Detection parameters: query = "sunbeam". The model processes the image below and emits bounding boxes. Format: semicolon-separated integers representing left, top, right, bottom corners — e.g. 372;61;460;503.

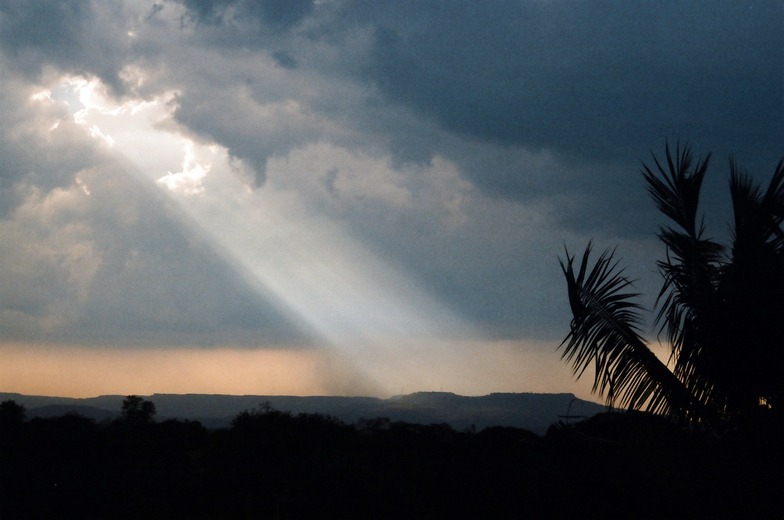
55;75;481;395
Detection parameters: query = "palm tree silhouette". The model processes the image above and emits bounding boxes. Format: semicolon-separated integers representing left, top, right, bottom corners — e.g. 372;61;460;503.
560;143;784;427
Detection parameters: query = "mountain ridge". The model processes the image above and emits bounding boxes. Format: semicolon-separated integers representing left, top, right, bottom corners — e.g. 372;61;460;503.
0;391;605;435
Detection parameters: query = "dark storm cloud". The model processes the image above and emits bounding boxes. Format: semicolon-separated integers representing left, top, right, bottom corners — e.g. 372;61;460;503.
180;0;315;33
171;0;782;210
272;50;297;70
317;0;781;248
1;0;781;347
165;0;782;331
3;1;781;192
347;0;783;196
0;1;89;64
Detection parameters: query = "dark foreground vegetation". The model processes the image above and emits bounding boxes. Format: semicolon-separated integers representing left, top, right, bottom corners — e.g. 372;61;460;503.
1;398;782;519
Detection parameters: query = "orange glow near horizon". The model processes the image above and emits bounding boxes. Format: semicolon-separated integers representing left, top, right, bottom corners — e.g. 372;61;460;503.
0;343;370;398
0;341;597;401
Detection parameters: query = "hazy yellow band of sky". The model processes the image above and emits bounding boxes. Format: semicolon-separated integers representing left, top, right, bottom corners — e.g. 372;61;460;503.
0;341;596;400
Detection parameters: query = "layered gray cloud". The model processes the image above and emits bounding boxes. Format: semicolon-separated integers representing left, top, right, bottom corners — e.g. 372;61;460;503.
355;1;783;160
0;0;781;357
171;1;783;189
181;0;315;31
164;0;783;237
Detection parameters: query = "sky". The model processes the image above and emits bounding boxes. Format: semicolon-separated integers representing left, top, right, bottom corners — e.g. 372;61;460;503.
0;0;782;400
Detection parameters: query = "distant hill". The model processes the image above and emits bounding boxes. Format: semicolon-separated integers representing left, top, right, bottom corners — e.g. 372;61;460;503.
22;403;119;421
0;391;606;434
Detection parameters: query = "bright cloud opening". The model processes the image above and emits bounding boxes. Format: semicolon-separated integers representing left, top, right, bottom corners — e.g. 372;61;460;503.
157;140;208;196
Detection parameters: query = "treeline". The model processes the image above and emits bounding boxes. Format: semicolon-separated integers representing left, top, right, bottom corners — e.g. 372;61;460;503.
1;398;781;519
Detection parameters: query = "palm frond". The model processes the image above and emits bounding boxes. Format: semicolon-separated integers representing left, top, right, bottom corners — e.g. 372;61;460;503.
731;158;784;253
559;244;695;418
642;142;711;238
729;161;765;252
640;145;724;416
559;145;784;426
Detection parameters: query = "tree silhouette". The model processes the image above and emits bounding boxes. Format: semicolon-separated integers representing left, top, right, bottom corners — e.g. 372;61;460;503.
119;395;156;425
560;144;784;427
0;400;26;427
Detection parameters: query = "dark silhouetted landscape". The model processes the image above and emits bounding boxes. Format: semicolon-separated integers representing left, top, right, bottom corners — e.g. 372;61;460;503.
0;391;605;435
2;394;782;518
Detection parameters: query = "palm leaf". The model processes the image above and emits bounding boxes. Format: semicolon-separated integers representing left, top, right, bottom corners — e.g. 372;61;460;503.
559;244;696;418
641;144;724;415
560;144;784;425
642;142;711;238
730;158;784;255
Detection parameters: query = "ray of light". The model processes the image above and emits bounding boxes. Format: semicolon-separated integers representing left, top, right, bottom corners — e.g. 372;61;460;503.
51;75;481;395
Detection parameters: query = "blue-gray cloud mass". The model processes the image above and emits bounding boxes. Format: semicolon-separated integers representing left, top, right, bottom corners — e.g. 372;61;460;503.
0;0;781;367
